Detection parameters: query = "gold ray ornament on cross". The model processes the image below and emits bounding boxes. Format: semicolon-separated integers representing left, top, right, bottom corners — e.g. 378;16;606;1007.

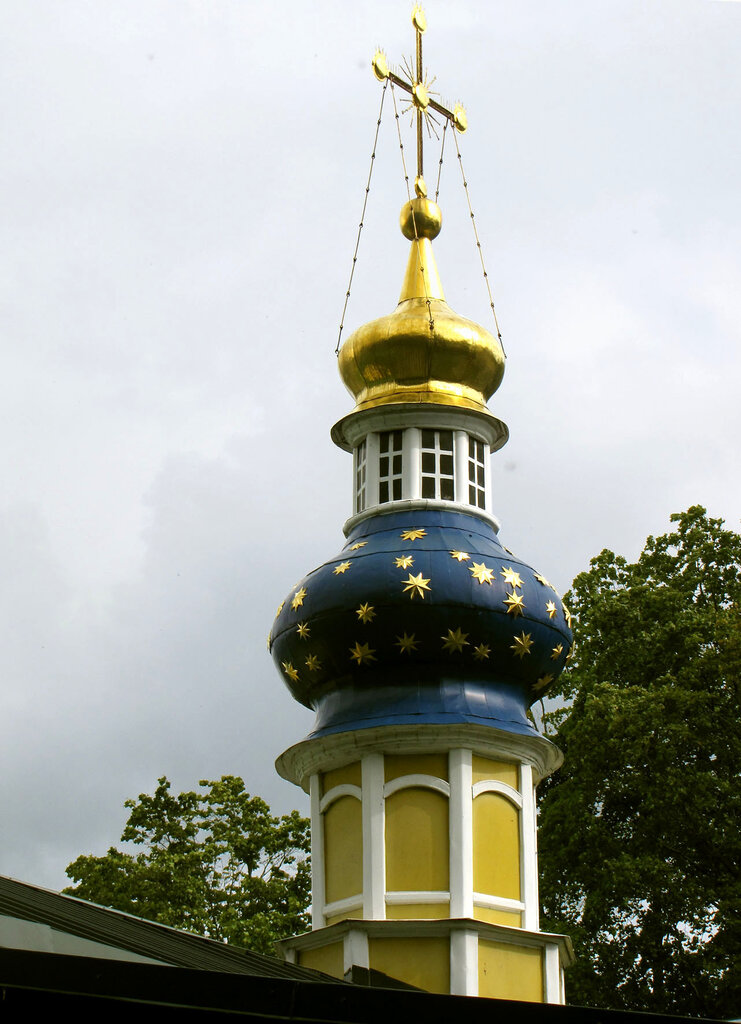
372;4;467;198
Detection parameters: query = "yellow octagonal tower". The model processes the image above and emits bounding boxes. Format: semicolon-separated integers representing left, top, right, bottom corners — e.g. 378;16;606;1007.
269;7;573;1001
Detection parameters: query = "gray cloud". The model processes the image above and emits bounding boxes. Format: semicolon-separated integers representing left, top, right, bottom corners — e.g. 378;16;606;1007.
1;0;739;890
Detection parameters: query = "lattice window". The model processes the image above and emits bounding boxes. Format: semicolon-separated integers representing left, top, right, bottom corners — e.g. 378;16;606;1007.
468;437;486;509
421;429;455;500
354;439;367;514
379;430;403;504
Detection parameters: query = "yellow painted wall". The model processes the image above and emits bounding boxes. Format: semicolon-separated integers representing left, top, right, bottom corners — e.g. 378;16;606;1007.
385;902;450;919
325;910;363;926
369;936;450;994
474;906;522;927
473;792;521;900
472;755;519;789
384;753;448;782
298;941;344;980
324;795;362;904
386;788;449;892
478;940;543;1001
321;761;361;793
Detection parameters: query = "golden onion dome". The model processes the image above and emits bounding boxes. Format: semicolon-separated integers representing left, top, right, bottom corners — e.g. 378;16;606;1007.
338;197;505;415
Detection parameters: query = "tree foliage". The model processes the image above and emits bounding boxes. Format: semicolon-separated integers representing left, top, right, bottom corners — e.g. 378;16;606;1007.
538;506;741;1017
64;776;311;955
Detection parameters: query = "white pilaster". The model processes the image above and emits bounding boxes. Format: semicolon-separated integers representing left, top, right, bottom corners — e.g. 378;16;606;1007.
520;763;539;930
309;773;326;929
544;943;562;1003
454;430;469;506
362;752;386;919
404;426;421;500
344;928;370;974
450;928;478;996
449;748;473;918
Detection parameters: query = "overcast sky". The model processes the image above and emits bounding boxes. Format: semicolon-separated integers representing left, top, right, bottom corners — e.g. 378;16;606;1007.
2;0;739;892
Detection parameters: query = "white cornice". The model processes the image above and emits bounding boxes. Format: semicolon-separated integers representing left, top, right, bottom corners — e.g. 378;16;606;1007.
275;722;562;793
276;916;575;967
331;403;508;452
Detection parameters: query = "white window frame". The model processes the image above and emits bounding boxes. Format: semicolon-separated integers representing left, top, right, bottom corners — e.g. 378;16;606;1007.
354;439;367;514
378;430;403;505
420;428;456;501
468;436;487;510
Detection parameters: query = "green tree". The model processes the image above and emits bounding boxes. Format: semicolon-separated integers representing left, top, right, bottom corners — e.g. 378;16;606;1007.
64;776;311;955
538;506;741;1017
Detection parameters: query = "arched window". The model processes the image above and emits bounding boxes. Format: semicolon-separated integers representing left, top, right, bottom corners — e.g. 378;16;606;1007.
385;786;449;893
472;791;521;901
323;794;363;906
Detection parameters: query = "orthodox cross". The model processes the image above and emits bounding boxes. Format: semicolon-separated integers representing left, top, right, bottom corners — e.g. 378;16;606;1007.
372;4;467;198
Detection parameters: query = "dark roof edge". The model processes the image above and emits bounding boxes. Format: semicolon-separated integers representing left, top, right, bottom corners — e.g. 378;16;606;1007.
0;947;731;1024
0;874;334;982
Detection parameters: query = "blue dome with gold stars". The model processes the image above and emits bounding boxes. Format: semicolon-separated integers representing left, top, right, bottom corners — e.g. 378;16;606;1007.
269;508;572;739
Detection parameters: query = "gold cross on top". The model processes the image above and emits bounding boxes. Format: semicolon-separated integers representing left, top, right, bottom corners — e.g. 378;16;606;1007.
372;5;467;199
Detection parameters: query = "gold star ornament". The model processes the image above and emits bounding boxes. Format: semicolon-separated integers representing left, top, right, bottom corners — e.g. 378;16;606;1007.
510;631;534;659
551;643;564;661
305;654;322;672
274;601;284;618
545;600;557;620
333;561;352;575
395;632;419;654
281;661;300;682
450;550;470;562
441;626;469;654
291;587;307;610
534;673;554;692
473;643;491;661
402;572;431;600
356;602;376;624
395;555;414;569
400;528;427;541
534;572;557;592
349;541;368;550
349;641;377;666
469;561;495;585
501;566;523;588
503;590;526;617
296;622;310;639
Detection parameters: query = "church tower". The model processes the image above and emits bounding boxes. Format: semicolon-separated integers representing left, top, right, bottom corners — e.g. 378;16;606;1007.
269;8;573;1001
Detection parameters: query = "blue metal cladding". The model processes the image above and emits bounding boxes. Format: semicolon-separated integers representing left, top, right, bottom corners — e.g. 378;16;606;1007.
269;508;572;739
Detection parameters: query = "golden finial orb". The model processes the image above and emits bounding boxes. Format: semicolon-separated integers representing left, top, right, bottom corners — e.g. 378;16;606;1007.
400;197;441;240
